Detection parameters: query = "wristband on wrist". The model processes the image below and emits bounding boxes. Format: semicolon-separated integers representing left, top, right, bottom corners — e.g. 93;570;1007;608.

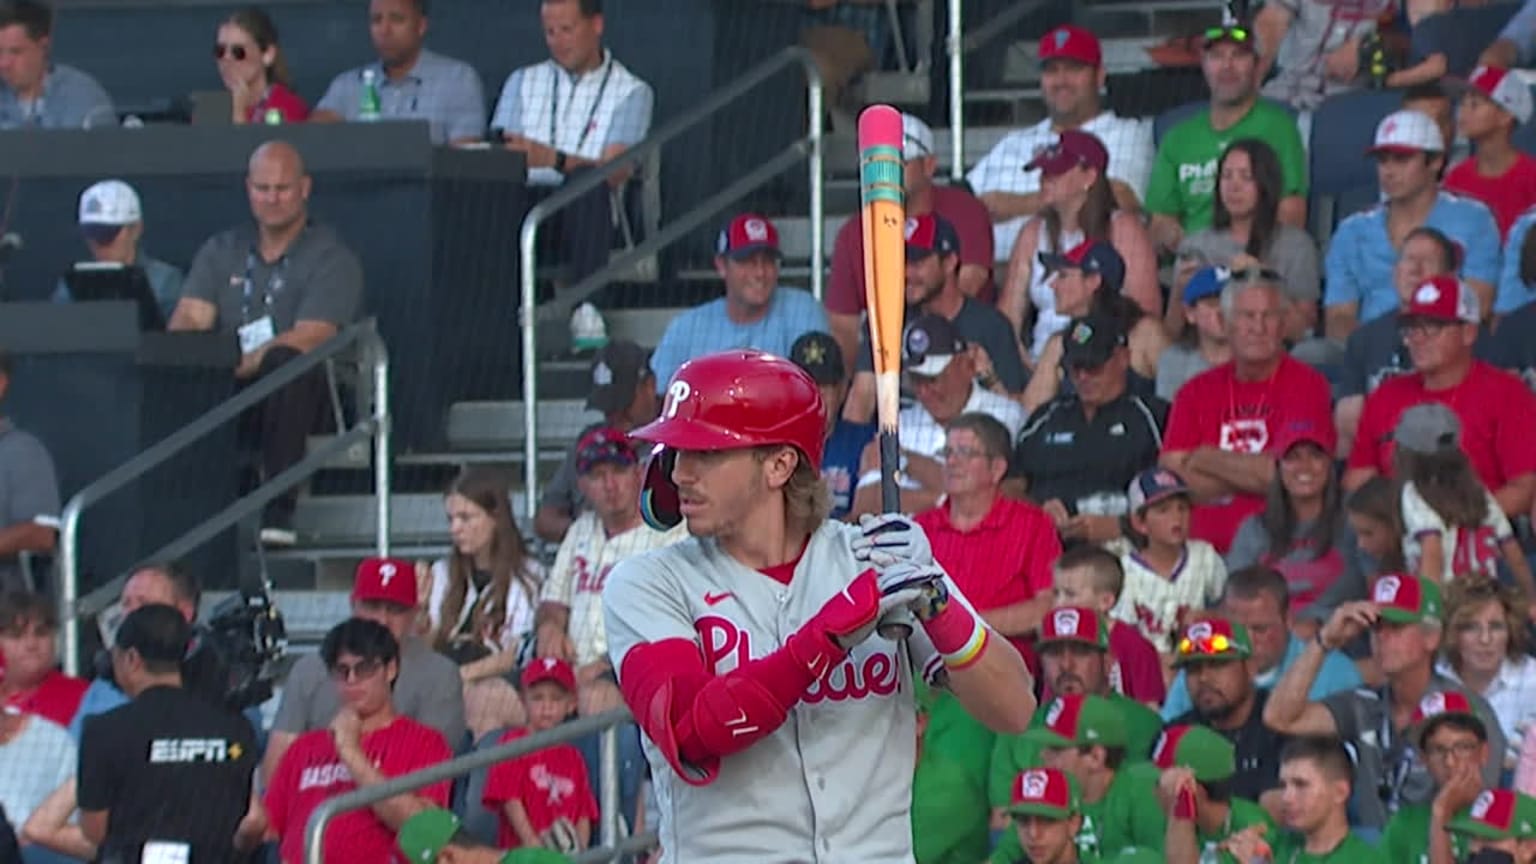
942;618;989;670
1314;630;1331;652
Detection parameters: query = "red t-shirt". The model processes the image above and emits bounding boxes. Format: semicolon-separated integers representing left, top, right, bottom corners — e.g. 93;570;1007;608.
246;81;312;124
1443;152;1536;238
6;669;88;729
1162;356;1333;554
826;184;996;312
1108;620;1166;707
265;716;452;864
483;728;598;849
1348;361;1536;492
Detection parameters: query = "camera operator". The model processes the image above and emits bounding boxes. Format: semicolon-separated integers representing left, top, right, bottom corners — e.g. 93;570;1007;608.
69;562;255;741
262;557;464;783
77;603;263;862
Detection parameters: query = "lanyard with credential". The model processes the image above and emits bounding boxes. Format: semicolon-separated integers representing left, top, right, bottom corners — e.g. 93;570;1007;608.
549;55;614;156
241;251;287;324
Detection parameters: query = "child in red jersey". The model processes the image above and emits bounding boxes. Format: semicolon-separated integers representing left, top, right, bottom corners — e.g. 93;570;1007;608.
483;658;598;852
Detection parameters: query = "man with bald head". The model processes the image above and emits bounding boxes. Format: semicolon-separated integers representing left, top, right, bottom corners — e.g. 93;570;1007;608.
170;140;364;544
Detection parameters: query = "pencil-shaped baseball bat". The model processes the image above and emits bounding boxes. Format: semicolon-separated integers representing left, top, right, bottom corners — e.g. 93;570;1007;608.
858;104;913;641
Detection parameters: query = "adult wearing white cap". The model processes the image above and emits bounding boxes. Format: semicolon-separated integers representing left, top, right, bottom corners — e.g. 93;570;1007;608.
1322;109;1500;340
56;180;184;320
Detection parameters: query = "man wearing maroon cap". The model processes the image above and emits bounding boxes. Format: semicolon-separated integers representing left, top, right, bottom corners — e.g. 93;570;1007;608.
968;24;1153;261
1146;24;1308;252
827;112;995;370
1444;66;1536;241
262;556;465;783
649;213;827;389
1344;274;1536;521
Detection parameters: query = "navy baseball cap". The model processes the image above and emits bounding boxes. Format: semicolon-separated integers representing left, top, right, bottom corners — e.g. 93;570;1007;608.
717;213;781;259
586;340;651;415
1183;266;1230;306
574;426;639;475
1127;466;1191;513
1060;315;1127;369
1039;240;1126;291
789;331;845;386
903;313;966;377
905;213;961;260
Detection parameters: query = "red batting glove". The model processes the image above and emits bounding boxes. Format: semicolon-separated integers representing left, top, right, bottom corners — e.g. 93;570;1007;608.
784;569;883;679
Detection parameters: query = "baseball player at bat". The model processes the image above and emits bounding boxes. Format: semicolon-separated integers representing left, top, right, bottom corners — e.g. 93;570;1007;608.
601;349;1035;863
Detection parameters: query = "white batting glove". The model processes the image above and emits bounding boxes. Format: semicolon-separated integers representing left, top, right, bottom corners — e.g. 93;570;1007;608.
852;513;935;569
872;562;946;641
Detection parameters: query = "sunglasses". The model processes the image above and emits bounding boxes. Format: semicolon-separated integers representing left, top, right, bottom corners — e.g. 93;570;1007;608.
1204;25;1254;43
213;42;251;61
1176;632;1237;656
1228;266;1282;284
328;658;383;682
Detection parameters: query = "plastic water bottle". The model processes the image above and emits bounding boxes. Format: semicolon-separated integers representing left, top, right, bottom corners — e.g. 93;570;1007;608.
263;108;283;125
359;68;382;121
570;302;607;352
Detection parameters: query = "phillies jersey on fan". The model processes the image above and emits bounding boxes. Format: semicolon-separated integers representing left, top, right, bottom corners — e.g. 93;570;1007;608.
604;520;979;863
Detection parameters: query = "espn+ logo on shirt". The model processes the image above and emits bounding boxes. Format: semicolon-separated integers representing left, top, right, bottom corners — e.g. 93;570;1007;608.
149;737;244;763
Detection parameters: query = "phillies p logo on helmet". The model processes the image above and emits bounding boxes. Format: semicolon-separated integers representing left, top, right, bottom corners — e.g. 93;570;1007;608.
662;380;692;420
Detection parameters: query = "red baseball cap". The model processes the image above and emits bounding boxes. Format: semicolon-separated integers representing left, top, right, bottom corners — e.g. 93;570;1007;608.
1008;767;1080;819
716;213;780;259
904;213;961;259
1460;65;1534;124
1038;606;1109;650
352;557;418;609
1039;25;1102;67
521;656;578;693
1371;572;1443;624
1270;418;1337;459
1403;274;1480;324
1411;689;1487;747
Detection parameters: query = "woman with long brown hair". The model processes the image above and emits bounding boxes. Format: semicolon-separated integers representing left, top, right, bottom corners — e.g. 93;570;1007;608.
214;6;309;124
427;466;544;738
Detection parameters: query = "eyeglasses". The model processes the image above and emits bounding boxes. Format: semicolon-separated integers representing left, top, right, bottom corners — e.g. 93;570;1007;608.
1424;740;1482;761
1177;633;1237;656
1399;319;1457;339
1228;266;1282;284
1204;25;1253;43
1457;620;1509;638
328;658;383;682
213;43;250;61
939;445;991;461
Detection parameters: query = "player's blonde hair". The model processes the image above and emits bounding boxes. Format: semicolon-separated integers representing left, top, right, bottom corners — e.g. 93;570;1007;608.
756;445;830;535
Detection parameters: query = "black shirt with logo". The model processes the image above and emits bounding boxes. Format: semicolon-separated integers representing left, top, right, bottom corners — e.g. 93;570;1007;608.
1013;391;1168;514
78;685;258;862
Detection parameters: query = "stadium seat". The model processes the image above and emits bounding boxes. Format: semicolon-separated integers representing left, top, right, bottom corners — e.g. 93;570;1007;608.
1307;89;1402;242
1409;3;1520;78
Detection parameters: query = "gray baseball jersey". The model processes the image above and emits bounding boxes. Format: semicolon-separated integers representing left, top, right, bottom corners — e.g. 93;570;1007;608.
604;520;988;863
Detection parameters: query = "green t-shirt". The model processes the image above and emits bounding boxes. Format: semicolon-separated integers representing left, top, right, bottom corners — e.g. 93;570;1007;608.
1380;803;1471;864
988;693;1162;808
1144;100;1309;233
914;746;990;864
1270;831;1385;864
990;763;1166;864
1194;798;1276;864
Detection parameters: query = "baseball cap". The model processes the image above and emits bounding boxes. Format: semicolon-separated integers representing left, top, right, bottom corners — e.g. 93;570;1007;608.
1025;129;1110;176
902;112;935;161
789;331;846;386
903;313;966;377
1203;24;1258;52
1127;466;1191;514
78;179;142;226
1270;418;1338;459
1039;24;1102;67
1368;109;1445;154
1038;606;1110;651
1403;274;1480;325
716;213;781;260
1023;694;1127;749
1448;789;1536;841
1371;572;1443;624
1038;239;1127;291
352;557;418;609
1152;724;1237;782
1171;617;1254;667
1007;767;1081;820
905;213;961;259
521;656;578;693
1410;689;1487;747
1183;266;1229;306
574;426;638;475
1458;65;1534;125
586;340;651;415
1060;315;1127;370
1393;403;1462;454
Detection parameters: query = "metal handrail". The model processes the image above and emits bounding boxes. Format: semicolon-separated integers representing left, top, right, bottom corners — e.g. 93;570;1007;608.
517;45;824;519
59;320;391;675
948;0;1052;175
305;708;652;864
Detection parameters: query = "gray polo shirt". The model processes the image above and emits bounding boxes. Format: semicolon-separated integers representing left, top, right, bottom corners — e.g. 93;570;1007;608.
181;222;363;333
0;64;115;130
317;48;486;145
0;419;60;589
271;636;466;748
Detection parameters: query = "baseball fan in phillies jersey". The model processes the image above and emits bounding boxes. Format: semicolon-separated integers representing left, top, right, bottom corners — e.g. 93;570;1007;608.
603;350;1034;863
484;657;599;850
264;619;452;864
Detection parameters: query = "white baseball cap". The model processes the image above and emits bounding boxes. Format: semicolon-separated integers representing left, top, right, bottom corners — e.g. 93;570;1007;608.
901;113;934;161
78;179;142;226
1367;109;1445;155
1461;66;1534;125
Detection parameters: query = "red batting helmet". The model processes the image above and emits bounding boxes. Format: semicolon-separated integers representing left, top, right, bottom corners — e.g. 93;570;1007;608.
631;350;827;530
